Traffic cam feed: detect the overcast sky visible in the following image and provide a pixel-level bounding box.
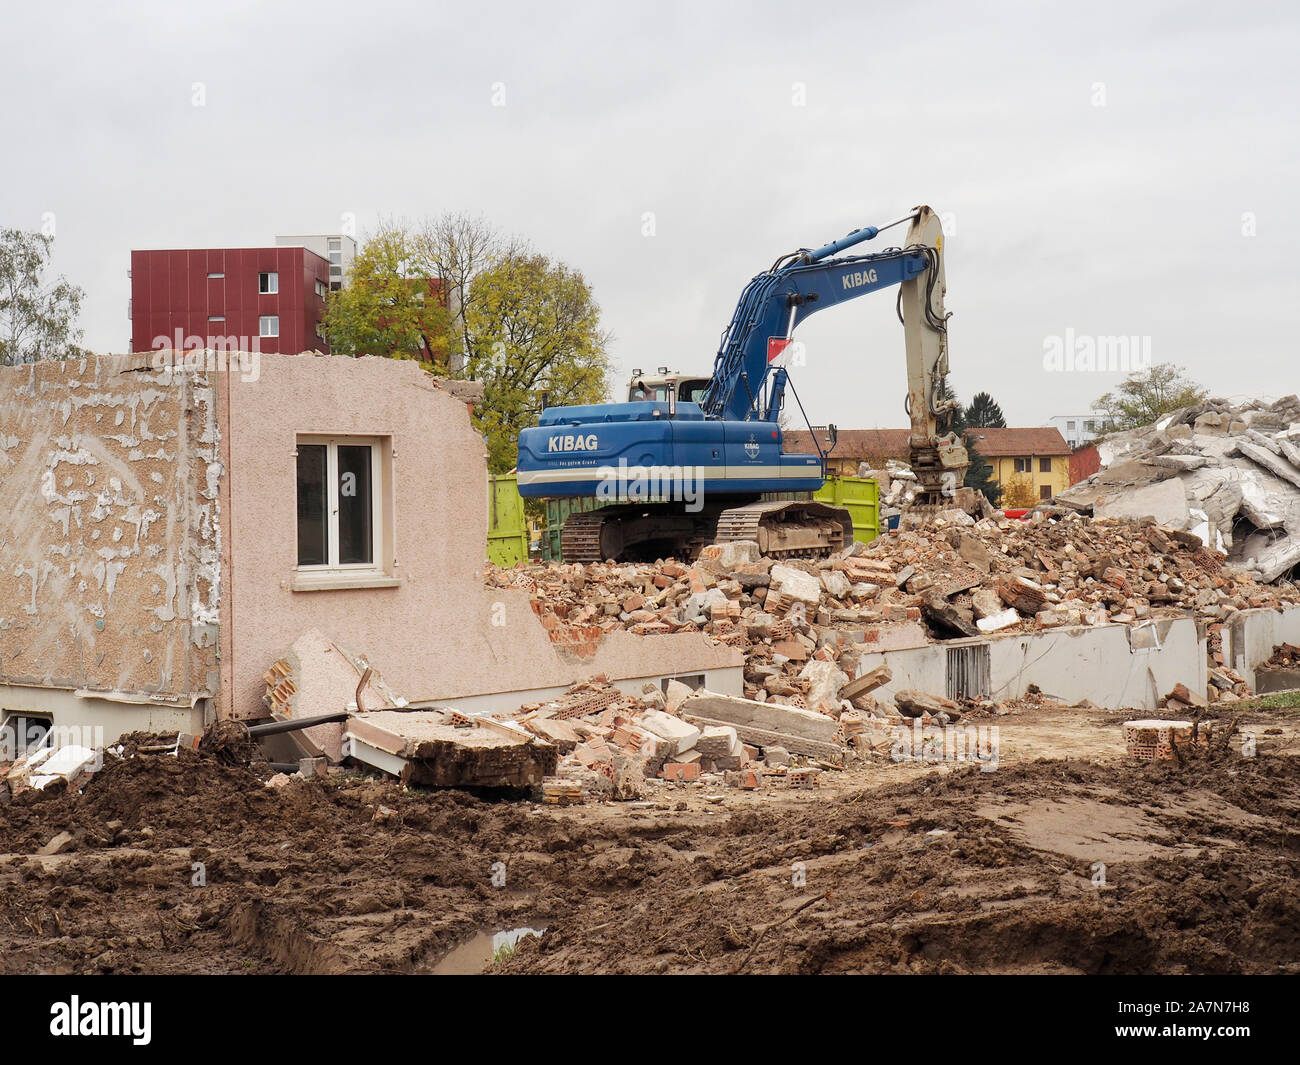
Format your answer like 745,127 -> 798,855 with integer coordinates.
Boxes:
3,0 -> 1296,429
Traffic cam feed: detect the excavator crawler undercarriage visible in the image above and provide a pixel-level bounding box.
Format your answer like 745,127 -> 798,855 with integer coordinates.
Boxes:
559,498 -> 853,564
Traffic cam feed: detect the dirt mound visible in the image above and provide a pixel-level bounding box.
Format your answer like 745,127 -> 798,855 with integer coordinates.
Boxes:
495,754 -> 1300,974
1,723 -> 1296,974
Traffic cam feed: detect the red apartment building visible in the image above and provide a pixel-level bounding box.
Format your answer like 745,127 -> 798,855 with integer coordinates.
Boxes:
129,245 -> 331,354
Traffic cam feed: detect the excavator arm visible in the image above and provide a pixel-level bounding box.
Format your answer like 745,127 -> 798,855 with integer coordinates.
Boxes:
701,205 -> 968,502
898,207 -> 968,503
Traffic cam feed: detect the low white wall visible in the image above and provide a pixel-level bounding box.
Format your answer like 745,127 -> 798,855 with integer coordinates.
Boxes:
1225,605 -> 1300,688
858,618 -> 1206,711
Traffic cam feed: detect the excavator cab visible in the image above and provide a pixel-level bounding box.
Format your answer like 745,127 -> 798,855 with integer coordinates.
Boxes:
627,369 -> 712,406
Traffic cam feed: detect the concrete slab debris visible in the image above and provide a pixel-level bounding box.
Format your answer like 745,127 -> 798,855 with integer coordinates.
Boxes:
345,709 -> 557,789
679,691 -> 838,743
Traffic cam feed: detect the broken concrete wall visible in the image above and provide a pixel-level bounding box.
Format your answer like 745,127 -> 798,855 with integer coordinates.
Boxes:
1223,604 -> 1300,689
0,356 -> 220,739
218,355 -> 739,720
1058,396 -> 1300,581
858,618 -> 1205,710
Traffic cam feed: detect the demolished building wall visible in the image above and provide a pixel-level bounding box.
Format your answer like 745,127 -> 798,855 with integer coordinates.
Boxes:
0,356 -> 221,737
0,354 -> 740,742
217,354 -> 740,720
1224,604 -> 1300,689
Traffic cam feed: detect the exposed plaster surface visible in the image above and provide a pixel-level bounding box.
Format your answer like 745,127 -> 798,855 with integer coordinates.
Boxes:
0,357 -> 221,698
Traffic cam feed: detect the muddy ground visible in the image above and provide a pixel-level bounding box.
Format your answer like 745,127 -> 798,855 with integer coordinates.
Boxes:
1,702 -> 1297,975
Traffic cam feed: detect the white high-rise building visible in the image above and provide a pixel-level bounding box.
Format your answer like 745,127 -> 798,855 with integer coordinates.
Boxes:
276,234 -> 357,291
1049,414 -> 1100,449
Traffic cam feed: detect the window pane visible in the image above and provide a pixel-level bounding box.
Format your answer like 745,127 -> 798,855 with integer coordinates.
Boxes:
296,445 -> 328,565
337,445 -> 373,565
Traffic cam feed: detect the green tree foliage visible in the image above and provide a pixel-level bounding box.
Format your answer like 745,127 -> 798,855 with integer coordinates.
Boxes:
322,226 -> 452,366
411,212 -> 522,375
466,253 -> 611,473
0,228 -> 84,366
963,437 -> 1001,506
964,390 -> 1007,428
326,215 -> 611,474
1091,362 -> 1208,433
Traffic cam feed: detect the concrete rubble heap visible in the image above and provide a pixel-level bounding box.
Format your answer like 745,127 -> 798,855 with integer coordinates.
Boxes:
858,458 -> 922,511
489,512 -> 1297,714
507,677 -> 852,802
1055,394 -> 1300,583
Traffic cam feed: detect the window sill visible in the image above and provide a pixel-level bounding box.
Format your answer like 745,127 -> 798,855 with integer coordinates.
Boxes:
291,571 -> 401,593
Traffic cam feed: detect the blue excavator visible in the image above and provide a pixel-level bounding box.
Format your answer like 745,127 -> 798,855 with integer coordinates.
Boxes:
516,206 -> 969,562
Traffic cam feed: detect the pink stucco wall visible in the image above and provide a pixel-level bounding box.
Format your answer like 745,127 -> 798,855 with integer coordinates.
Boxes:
217,355 -> 738,719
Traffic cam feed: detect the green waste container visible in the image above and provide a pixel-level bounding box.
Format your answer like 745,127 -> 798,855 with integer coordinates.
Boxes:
814,474 -> 880,544
541,496 -> 602,562
487,473 -> 530,566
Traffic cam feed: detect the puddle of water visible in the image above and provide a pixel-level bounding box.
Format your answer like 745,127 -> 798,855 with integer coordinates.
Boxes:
431,926 -> 545,975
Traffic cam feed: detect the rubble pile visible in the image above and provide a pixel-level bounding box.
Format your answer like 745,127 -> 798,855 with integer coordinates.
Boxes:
1057,394 -> 1300,582
489,513 -> 1297,714
1263,642 -> 1300,670
858,458 -> 921,511
508,677 -> 852,802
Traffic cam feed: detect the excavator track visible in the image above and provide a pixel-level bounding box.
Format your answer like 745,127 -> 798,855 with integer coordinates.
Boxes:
559,509 -> 620,564
714,500 -> 853,559
560,500 -> 853,563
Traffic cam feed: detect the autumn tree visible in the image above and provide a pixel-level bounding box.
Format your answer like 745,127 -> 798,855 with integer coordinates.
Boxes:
1091,362 -> 1207,433
466,252 -> 611,473
410,213 -> 525,375
322,225 -> 453,366
0,228 -> 84,366
327,215 -> 611,473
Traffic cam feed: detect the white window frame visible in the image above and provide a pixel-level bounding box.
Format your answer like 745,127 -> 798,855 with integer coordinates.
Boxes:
207,272 -> 225,279
259,271 -> 279,294
208,315 -> 226,322
294,435 -> 384,574
259,315 -> 279,338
